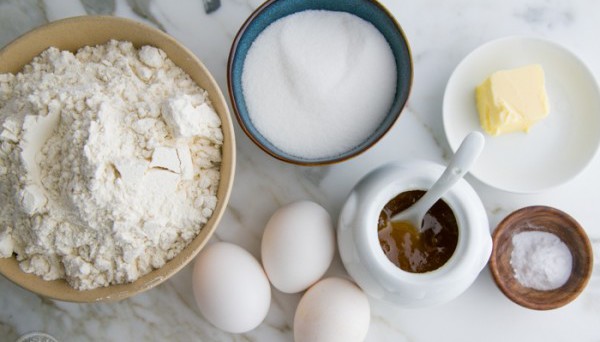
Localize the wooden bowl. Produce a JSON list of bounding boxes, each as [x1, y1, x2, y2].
[[490, 206, 593, 310], [0, 16, 236, 302]]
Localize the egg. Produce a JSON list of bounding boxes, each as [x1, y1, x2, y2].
[[294, 277, 371, 342], [192, 242, 271, 333], [261, 200, 335, 293]]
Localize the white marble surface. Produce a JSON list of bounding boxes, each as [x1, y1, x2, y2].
[[1, 0, 600, 341]]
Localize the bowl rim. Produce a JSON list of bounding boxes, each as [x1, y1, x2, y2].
[[489, 205, 593, 310], [226, 0, 413, 166], [0, 15, 236, 302]]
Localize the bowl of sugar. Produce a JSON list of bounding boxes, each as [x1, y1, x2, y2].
[[228, 0, 412, 165], [490, 206, 593, 310]]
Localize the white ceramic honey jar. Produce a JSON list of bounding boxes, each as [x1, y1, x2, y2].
[[338, 160, 492, 307]]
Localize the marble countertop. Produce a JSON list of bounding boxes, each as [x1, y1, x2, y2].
[[1, 0, 599, 341]]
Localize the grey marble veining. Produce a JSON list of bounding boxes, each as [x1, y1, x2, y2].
[[81, 0, 115, 15], [126, 0, 165, 30], [1, 0, 600, 341], [0, 0, 47, 47]]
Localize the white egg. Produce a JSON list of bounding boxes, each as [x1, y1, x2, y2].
[[261, 200, 335, 293], [294, 277, 371, 342], [192, 242, 271, 334]]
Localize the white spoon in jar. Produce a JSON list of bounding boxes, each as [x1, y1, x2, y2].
[[390, 131, 485, 231]]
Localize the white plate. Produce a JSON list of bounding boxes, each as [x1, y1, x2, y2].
[[443, 36, 600, 193]]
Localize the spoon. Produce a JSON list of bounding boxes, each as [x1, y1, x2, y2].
[[390, 131, 485, 231]]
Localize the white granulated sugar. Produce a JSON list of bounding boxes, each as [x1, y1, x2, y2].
[[0, 40, 223, 290], [242, 10, 397, 159], [510, 231, 572, 291]]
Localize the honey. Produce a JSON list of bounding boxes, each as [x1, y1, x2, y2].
[[378, 190, 459, 273]]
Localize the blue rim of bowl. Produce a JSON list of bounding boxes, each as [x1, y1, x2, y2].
[[227, 0, 413, 166]]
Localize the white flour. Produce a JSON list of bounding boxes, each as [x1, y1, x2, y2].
[[0, 40, 223, 290]]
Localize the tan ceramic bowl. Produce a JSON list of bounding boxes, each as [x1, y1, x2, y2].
[[490, 206, 593, 310], [0, 16, 236, 302]]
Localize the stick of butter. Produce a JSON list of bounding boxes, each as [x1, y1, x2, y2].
[[476, 64, 549, 136]]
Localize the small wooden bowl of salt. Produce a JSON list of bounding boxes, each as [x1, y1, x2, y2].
[[490, 206, 593, 310]]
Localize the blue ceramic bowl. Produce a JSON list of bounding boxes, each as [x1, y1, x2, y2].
[[228, 0, 413, 165]]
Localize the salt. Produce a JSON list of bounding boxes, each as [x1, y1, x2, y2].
[[510, 231, 572, 291], [242, 10, 397, 159]]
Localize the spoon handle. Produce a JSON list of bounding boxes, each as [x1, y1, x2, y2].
[[414, 132, 485, 221]]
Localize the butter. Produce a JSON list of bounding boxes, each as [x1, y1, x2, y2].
[[476, 64, 549, 136]]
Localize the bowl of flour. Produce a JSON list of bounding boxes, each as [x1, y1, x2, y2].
[[0, 16, 235, 302], [228, 0, 412, 165]]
